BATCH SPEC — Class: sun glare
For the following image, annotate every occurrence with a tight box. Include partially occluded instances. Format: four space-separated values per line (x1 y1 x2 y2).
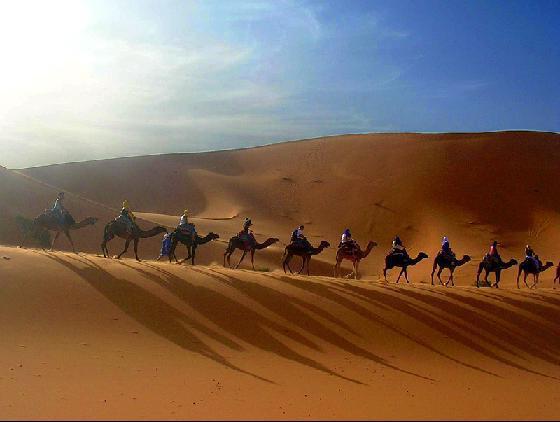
0 0 89 103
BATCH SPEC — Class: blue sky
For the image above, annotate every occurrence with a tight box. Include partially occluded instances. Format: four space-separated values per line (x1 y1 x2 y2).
0 0 558 168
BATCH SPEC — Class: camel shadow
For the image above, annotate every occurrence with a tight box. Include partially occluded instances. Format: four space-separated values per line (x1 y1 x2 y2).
198 267 433 381
438 289 560 364
263 273 498 377
38 252 271 383
117 261 367 384
335 281 559 380
385 287 560 379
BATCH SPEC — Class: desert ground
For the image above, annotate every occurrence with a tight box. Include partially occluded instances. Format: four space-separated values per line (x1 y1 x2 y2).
1 131 560 419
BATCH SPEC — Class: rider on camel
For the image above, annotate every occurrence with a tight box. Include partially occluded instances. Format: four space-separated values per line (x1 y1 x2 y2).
120 200 137 234
178 209 196 237
391 235 408 258
52 192 67 224
487 240 501 266
441 236 456 262
339 228 358 251
525 244 540 271
239 217 255 247
291 225 311 250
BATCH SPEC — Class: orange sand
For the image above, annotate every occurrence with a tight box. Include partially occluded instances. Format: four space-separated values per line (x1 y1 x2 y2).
1 131 560 419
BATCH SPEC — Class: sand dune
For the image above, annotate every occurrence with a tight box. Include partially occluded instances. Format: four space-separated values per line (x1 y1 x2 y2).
8 130 560 286
2 131 560 418
1 245 559 419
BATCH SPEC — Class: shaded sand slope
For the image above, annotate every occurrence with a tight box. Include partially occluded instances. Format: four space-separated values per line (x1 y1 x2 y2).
0 167 167 256
15 131 560 285
1 246 560 419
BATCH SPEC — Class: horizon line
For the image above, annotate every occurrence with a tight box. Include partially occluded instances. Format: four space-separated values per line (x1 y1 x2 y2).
10 128 560 171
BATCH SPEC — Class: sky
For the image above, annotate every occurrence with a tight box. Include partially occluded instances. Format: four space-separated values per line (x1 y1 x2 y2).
0 0 558 168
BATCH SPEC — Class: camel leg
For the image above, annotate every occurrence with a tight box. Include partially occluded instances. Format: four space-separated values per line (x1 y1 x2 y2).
191 245 196 266
404 267 409 283
250 250 255 270
117 239 131 259
227 251 233 268
523 272 530 289
476 266 482 288
485 270 491 287
133 238 141 261
431 260 438 285
530 273 537 289
494 270 500 288
20 223 33 248
64 230 77 253
334 256 342 278
354 260 360 280
516 266 522 289
383 267 389 282
306 256 311 276
449 268 455 287
235 251 247 269
396 268 404 284
437 268 444 286
282 253 292 274
169 240 178 263
50 231 61 251
297 256 306 275
101 232 113 258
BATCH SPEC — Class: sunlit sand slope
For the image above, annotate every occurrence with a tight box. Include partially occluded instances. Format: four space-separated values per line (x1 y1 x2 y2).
1 246 560 419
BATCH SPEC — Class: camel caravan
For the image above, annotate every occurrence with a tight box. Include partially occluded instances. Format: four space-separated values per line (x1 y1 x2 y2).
19 192 560 289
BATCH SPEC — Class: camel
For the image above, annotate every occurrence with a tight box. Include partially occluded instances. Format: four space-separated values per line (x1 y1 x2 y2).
554 263 560 287
384 251 429 283
476 257 517 288
101 220 167 261
334 241 377 280
516 257 554 289
282 240 330 275
168 230 219 265
20 210 97 253
223 234 279 270
431 253 471 287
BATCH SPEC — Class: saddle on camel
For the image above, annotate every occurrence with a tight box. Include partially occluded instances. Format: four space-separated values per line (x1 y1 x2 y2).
176 209 197 238
289 225 312 252
338 228 359 256
238 217 256 249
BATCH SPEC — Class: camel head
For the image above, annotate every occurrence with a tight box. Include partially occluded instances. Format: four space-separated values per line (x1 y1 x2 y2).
208 232 220 240
462 255 471 262
508 259 518 265
544 261 554 268
319 241 330 249
418 252 429 259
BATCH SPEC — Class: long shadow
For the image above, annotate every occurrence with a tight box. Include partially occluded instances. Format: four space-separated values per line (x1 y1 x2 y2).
341 283 557 380
264 273 498 377
394 287 560 369
39 252 272 383
120 261 365 385
438 289 560 364
474 290 560 333
202 267 433 381
511 290 560 310
197 270 358 336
